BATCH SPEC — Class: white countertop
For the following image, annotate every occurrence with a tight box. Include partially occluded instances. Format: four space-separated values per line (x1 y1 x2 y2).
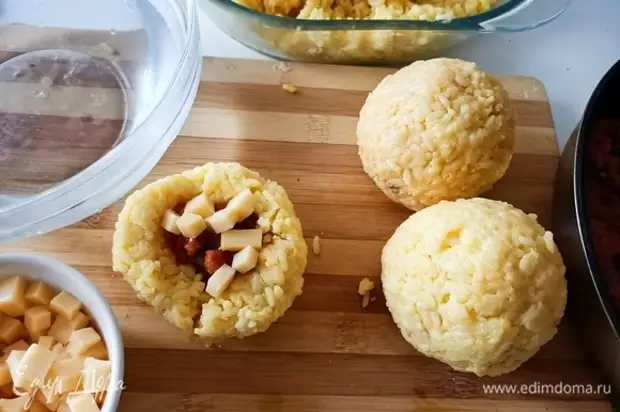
198 0 620 151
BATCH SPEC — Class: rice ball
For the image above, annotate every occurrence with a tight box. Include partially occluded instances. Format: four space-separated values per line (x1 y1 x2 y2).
357 58 516 211
381 198 567 376
112 162 308 344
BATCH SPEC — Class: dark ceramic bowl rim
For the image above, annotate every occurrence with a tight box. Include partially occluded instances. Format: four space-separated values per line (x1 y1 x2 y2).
575 58 620 340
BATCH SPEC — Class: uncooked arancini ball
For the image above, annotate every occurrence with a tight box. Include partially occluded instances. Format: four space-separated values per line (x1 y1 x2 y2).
381 198 567 377
357 58 516 211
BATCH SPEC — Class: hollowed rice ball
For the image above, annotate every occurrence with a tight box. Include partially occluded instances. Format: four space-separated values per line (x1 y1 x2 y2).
381 198 567 376
112 162 308 343
357 58 516 211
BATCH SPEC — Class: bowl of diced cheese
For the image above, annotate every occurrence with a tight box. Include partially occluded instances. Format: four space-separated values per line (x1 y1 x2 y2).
0 253 124 412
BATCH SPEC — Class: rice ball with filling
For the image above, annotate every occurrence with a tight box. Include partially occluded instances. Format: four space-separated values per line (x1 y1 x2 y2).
381 197 567 376
112 162 308 343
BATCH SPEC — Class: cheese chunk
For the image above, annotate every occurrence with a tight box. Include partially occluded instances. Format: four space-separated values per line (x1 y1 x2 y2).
68 312 89 331
176 213 207 239
47 357 84 395
161 209 182 235
0 363 11 386
25 306 52 335
82 358 111 394
0 395 29 411
66 328 101 357
4 340 29 354
38 336 56 350
82 342 108 360
6 350 25 386
0 277 29 317
48 316 72 345
226 189 256 221
18 344 55 389
28 329 48 342
231 246 260 274
36 390 62 412
220 229 262 252
49 292 82 320
66 393 100 412
205 265 236 298
206 209 236 234
184 193 215 218
0 318 25 344
25 282 55 306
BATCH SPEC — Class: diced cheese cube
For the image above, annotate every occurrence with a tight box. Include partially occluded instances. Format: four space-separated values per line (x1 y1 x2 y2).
25 306 52 335
4 340 29 354
25 282 55 306
220 229 262 252
0 318 26 344
51 343 65 357
82 358 111 394
6 350 25 386
231 246 260 274
28 328 48 342
47 357 84 395
82 342 108 360
36 390 62 412
66 328 101 357
226 189 256 221
176 213 207 239
23 398 49 412
49 292 82 320
48 317 72 345
206 209 236 234
66 393 100 412
161 209 181 235
38 336 56 350
0 363 11 386
184 193 215 218
68 312 89 331
0 394 29 411
0 277 29 317
18 344 55 389
205 265 236 298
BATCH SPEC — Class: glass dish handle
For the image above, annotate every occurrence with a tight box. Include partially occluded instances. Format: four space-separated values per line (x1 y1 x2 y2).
480 0 572 32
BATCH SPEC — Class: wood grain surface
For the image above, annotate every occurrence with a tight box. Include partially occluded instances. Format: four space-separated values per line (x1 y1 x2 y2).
0 57 613 411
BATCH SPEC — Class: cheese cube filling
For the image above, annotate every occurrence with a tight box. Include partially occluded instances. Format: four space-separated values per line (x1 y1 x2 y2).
0 276 111 409
165 188 269 298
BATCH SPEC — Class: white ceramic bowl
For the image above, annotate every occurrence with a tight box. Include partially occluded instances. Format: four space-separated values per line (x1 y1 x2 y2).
0 253 124 411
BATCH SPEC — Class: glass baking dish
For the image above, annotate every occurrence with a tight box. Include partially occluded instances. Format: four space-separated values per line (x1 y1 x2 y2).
199 0 571 64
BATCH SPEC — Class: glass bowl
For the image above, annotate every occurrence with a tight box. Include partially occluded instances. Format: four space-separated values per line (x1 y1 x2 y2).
0 0 202 243
198 0 571 64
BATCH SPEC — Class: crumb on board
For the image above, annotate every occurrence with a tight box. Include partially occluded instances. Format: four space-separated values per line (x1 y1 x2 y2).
358 277 375 309
312 235 321 255
273 61 292 72
282 83 298 94
358 278 375 295
123 313 130 318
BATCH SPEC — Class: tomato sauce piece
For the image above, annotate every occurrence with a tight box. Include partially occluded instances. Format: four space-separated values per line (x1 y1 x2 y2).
585 118 620 309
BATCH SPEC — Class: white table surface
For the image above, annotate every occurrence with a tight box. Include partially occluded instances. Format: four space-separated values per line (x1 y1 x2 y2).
198 0 620 151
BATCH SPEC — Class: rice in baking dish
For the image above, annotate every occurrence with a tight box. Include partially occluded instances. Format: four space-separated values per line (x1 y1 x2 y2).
112 162 308 343
237 0 500 61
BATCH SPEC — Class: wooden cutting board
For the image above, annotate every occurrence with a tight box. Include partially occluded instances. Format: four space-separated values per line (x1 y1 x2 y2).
0 57 613 412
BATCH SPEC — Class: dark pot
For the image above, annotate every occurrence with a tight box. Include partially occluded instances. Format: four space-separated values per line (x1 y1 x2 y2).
553 59 620 389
